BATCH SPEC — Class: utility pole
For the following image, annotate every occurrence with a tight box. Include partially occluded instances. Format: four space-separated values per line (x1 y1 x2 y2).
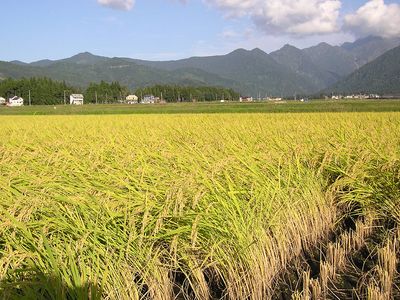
64 90 66 105
95 91 98 104
28 90 31 106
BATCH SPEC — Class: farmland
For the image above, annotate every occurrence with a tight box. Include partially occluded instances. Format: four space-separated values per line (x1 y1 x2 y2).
0 100 400 115
0 111 399 299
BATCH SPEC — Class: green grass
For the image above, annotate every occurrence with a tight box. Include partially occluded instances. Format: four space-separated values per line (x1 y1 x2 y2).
0 99 400 115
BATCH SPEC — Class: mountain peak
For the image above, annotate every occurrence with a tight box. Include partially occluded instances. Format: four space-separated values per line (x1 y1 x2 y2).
315 42 332 48
9 60 28 66
251 48 267 55
229 48 249 55
70 52 96 59
341 35 384 51
282 44 297 49
280 44 301 53
64 52 108 65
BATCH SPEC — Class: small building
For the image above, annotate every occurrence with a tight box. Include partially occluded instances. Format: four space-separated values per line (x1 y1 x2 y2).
7 96 24 107
126 95 138 104
240 96 253 102
142 95 155 104
70 94 84 105
369 94 381 99
0 97 6 105
266 97 283 101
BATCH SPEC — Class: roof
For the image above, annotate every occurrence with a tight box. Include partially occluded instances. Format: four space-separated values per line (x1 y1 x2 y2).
10 96 22 100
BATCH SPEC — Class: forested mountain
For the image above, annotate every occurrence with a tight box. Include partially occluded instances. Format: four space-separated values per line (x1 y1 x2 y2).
1 36 399 97
325 46 400 95
341 36 400 66
302 42 358 77
270 44 338 88
1 58 239 92
1 50 317 96
132 48 319 95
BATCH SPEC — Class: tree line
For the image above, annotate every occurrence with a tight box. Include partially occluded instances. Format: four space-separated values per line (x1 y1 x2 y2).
0 78 240 105
0 78 76 105
134 85 240 102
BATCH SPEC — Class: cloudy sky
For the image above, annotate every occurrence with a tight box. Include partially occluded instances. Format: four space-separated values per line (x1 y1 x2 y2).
1 0 400 62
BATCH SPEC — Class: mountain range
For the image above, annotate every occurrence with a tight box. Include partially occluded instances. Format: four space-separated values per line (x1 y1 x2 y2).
326 45 400 96
1 35 399 97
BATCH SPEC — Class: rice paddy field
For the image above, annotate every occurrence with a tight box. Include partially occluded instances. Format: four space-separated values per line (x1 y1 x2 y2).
0 109 399 299
1 99 400 115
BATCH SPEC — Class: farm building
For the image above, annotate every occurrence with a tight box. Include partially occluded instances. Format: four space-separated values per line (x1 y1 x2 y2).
240 96 253 102
142 95 155 104
126 95 138 104
70 94 84 105
0 97 5 105
7 96 24 107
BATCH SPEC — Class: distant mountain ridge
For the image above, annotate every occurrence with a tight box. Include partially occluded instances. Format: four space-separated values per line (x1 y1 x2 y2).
1 36 399 96
325 45 400 95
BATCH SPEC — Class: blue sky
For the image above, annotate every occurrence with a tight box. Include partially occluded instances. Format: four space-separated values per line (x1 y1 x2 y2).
1 0 399 62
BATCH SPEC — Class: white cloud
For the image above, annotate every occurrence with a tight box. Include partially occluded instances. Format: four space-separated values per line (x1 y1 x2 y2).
344 0 400 38
205 0 342 36
97 0 134 11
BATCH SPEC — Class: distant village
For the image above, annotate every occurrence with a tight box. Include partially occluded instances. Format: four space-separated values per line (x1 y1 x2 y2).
329 94 381 100
0 94 293 106
0 94 162 106
0 93 391 106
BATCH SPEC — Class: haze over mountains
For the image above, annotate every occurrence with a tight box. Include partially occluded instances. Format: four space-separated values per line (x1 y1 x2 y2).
1 35 399 97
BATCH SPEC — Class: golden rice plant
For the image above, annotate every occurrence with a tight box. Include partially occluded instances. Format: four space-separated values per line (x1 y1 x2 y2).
0 112 399 299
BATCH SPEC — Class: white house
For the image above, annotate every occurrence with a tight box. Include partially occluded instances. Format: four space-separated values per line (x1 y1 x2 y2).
142 95 155 104
70 94 84 105
126 95 138 104
7 96 24 107
0 97 6 105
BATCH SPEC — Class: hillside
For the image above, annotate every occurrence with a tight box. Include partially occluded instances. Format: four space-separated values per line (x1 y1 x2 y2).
1 36 399 96
0 57 240 91
130 48 321 95
270 44 338 88
303 42 358 77
341 36 400 66
1 50 319 96
326 45 400 95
